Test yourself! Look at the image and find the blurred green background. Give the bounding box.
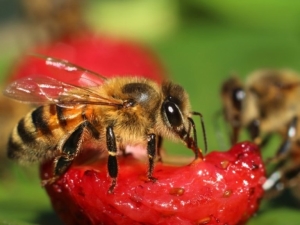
[1,0,300,224]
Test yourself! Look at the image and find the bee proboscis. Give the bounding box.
[4,55,207,192]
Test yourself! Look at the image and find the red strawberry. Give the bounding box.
[8,33,166,83]
[41,142,265,225]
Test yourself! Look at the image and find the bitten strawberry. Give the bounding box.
[41,142,265,225]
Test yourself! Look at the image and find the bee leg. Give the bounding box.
[156,136,163,163]
[247,120,272,148]
[191,112,208,155]
[231,126,241,145]
[266,116,297,164]
[263,163,300,197]
[41,155,74,186]
[263,117,298,196]
[263,159,289,193]
[54,123,86,184]
[42,122,99,186]
[247,119,261,145]
[285,163,300,189]
[106,126,118,193]
[276,116,297,158]
[147,133,157,182]
[267,140,292,165]
[263,169,283,195]
[260,134,272,148]
[187,117,203,159]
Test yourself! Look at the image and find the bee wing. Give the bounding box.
[3,76,123,108]
[32,54,107,87]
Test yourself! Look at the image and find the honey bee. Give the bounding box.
[4,55,207,193]
[220,69,300,196]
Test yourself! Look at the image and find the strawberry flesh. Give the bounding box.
[41,142,265,225]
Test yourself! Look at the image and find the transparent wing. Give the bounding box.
[3,76,123,108]
[31,54,108,87]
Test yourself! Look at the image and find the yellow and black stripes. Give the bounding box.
[7,104,84,162]
[56,105,68,127]
[7,135,23,160]
[32,106,52,135]
[17,118,35,143]
[8,108,45,162]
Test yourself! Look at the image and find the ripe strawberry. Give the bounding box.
[41,142,265,225]
[8,33,166,83]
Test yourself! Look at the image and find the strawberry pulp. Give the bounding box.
[41,142,265,225]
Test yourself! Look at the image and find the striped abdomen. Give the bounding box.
[7,104,88,163]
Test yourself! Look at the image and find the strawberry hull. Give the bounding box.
[41,142,265,225]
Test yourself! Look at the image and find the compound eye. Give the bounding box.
[163,101,183,128]
[232,87,245,110]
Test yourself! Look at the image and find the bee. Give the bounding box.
[4,55,207,193]
[220,69,300,196]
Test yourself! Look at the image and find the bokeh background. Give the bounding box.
[1,0,300,224]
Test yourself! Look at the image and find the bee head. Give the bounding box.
[160,81,191,142]
[221,77,245,127]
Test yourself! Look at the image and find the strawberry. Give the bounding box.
[8,33,166,83]
[41,142,265,225]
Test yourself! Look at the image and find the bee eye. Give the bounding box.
[232,88,245,110]
[163,101,183,127]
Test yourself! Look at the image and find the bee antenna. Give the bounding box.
[191,112,208,154]
[212,109,228,150]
